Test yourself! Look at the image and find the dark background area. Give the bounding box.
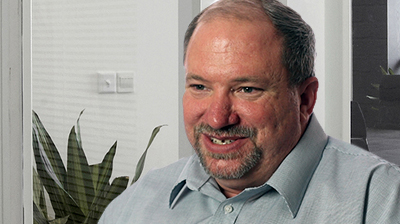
[352,0,387,128]
[352,0,400,166]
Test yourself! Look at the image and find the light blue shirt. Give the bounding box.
[99,116,400,223]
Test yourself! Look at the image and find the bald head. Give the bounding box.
[184,0,315,86]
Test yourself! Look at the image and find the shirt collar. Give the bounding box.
[267,115,328,217]
[169,154,213,208]
[169,115,328,216]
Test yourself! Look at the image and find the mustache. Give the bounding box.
[194,123,258,139]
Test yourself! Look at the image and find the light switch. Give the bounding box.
[117,72,134,93]
[98,72,117,93]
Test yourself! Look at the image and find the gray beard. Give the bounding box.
[193,124,262,179]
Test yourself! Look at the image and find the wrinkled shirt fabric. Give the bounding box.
[99,116,400,223]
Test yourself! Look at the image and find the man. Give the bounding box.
[100,0,400,223]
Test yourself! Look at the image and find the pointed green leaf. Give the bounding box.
[90,163,100,189]
[389,68,395,75]
[131,125,165,184]
[32,110,67,186]
[32,119,85,221]
[32,126,70,218]
[380,66,388,75]
[86,176,129,223]
[90,141,117,208]
[66,126,94,216]
[33,168,47,219]
[75,109,85,149]
[33,201,49,224]
[49,216,69,224]
[105,176,129,202]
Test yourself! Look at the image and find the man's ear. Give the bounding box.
[298,77,318,124]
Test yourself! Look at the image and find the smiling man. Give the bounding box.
[182,14,317,198]
[99,0,400,223]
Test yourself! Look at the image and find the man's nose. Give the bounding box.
[205,93,239,129]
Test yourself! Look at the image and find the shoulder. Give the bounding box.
[118,156,190,200]
[308,137,400,221]
[323,137,400,206]
[99,156,191,223]
[324,137,400,174]
[321,137,400,179]
[134,156,190,186]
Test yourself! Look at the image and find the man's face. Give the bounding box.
[183,18,304,182]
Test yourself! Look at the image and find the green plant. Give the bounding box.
[32,110,164,224]
[366,66,395,101]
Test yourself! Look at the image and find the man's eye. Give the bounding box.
[240,87,256,93]
[192,84,205,90]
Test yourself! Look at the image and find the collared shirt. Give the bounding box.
[99,116,400,223]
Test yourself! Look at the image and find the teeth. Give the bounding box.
[211,138,235,145]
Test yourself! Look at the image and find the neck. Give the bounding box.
[215,165,274,198]
[215,148,292,198]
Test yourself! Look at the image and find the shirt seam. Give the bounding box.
[325,144,400,173]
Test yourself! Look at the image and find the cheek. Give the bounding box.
[183,93,205,141]
[236,101,277,127]
[238,99,299,137]
[183,94,200,124]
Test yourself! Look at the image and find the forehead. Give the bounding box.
[194,17,280,45]
[185,18,285,76]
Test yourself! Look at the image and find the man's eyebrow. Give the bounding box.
[186,73,207,82]
[186,73,268,84]
[232,77,258,83]
[232,76,267,84]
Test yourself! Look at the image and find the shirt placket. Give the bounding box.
[208,199,245,224]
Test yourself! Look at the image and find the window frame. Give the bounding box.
[0,0,32,223]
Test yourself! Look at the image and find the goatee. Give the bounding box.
[193,124,262,179]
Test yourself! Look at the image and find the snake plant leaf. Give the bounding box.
[90,141,117,207]
[32,110,162,223]
[85,175,110,224]
[75,109,85,149]
[32,111,67,186]
[380,66,388,76]
[66,126,95,217]
[380,66,395,75]
[33,122,85,221]
[389,68,395,75]
[33,201,48,224]
[106,176,129,199]
[131,125,165,184]
[33,167,47,219]
[89,163,101,192]
[49,216,69,224]
[32,126,70,218]
[102,176,129,210]
[85,176,129,223]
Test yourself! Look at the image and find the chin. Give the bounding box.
[199,149,262,180]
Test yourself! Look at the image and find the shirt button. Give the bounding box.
[224,204,234,214]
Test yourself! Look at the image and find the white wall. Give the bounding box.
[134,0,180,174]
[287,0,351,141]
[32,0,181,180]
